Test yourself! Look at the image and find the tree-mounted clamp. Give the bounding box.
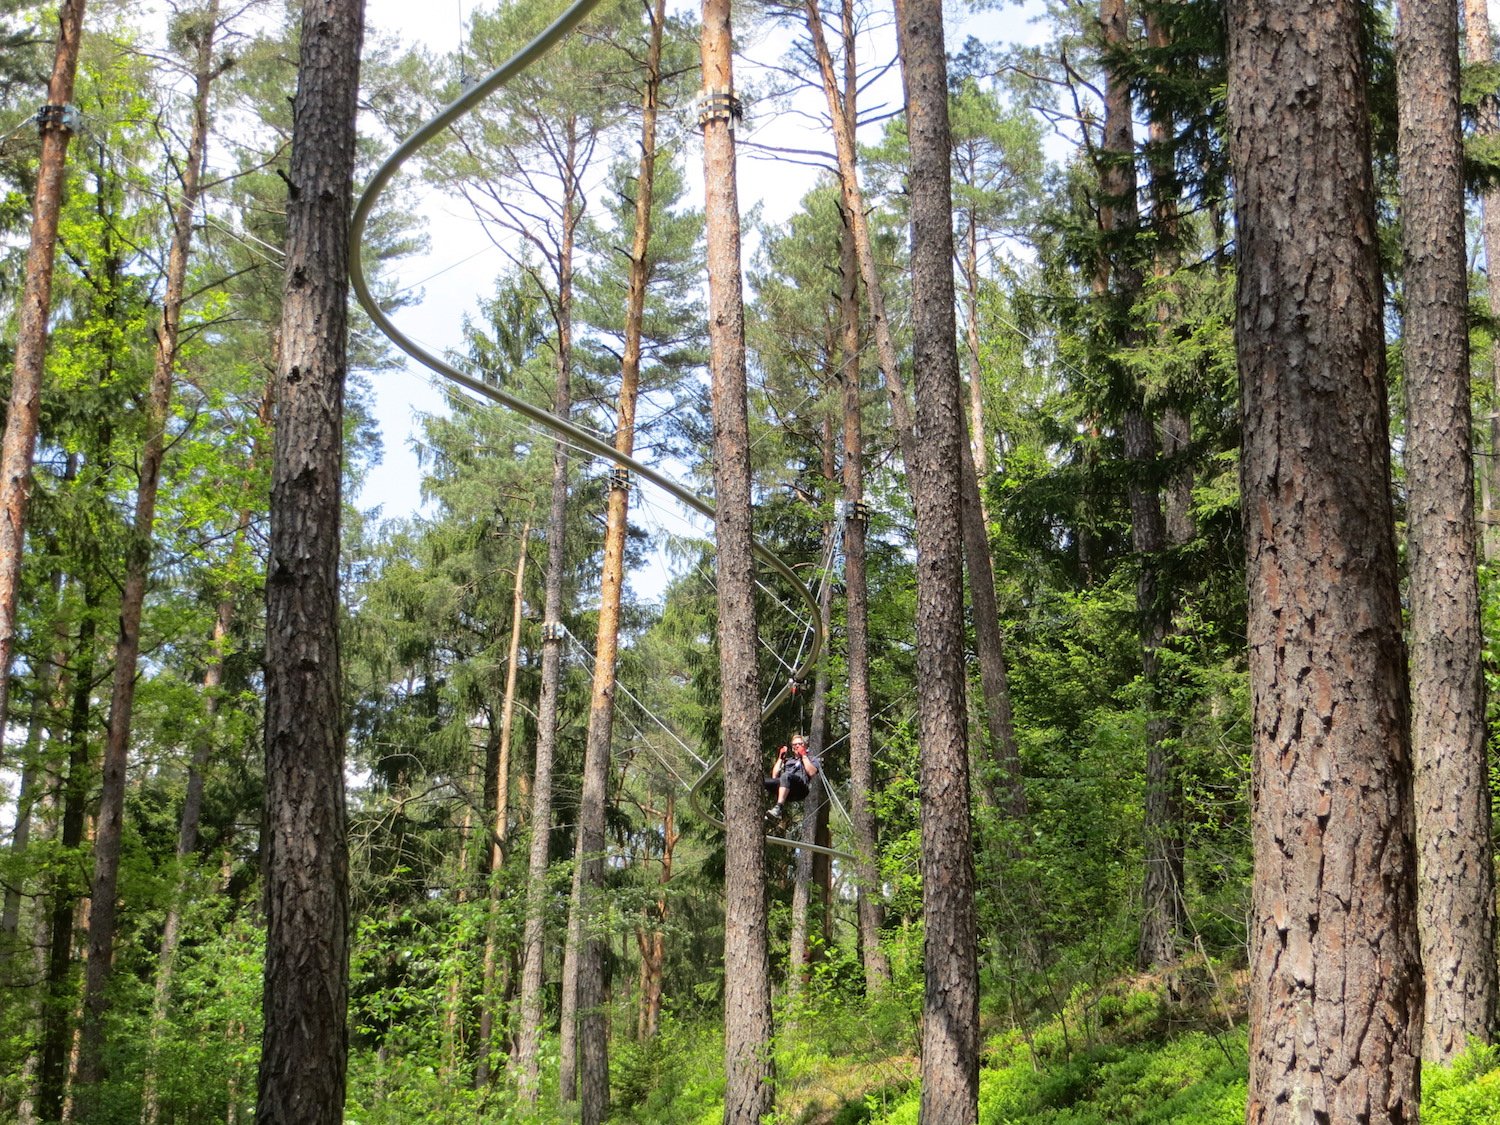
[542,621,566,643]
[836,498,869,525]
[608,466,631,492]
[696,87,742,131]
[36,103,81,135]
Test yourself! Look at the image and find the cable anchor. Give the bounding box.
[696,86,741,130]
[608,466,631,492]
[836,498,869,525]
[35,103,80,134]
[542,621,566,643]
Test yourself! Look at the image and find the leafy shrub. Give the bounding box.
[1423,1042,1500,1125]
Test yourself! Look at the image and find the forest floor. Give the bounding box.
[614,965,1500,1125]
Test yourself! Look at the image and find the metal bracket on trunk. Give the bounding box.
[696,87,741,129]
[36,103,81,134]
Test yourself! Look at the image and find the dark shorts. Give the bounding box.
[765,771,810,802]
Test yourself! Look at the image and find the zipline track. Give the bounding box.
[348,0,850,864]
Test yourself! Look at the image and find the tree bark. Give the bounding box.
[1466,0,1500,562]
[789,464,836,989]
[701,1,774,1118]
[142,593,235,1125]
[73,8,222,1099]
[838,200,890,994]
[804,0,1025,820]
[901,0,979,1118]
[550,131,588,1112]
[476,518,528,1088]
[0,0,87,762]
[1228,0,1424,1119]
[36,589,97,1123]
[257,2,364,1120]
[515,150,581,1113]
[634,793,675,1041]
[568,10,665,1114]
[1398,0,1498,1063]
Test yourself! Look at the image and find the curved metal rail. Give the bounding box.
[348,0,848,862]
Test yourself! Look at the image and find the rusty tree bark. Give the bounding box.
[0,0,87,763]
[1229,0,1424,1119]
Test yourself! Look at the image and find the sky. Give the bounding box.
[353,0,1049,594]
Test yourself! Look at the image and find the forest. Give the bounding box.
[0,0,1497,1122]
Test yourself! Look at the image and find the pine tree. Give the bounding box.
[1397,0,1497,1062]
[257,0,365,1118]
[1229,0,1423,1118]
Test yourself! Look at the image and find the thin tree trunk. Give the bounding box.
[0,0,87,760]
[900,0,979,1117]
[1228,0,1424,1118]
[1091,0,1183,971]
[550,132,587,1110]
[804,0,1025,819]
[790,462,835,989]
[1398,0,1498,1062]
[838,201,889,993]
[701,1,773,1118]
[515,141,581,1111]
[257,1,364,1119]
[476,518,528,1088]
[142,592,234,1125]
[570,13,665,1116]
[442,754,477,1078]
[634,793,675,1041]
[36,592,97,1122]
[73,18,222,1097]
[1467,0,1500,562]
[1,560,68,941]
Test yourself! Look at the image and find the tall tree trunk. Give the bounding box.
[1228,0,1424,1119]
[1092,0,1183,971]
[476,518,528,1088]
[839,201,890,993]
[1143,9,1194,967]
[701,1,773,1118]
[789,463,835,988]
[1467,0,1500,561]
[804,0,1025,819]
[515,150,580,1114]
[1,558,68,942]
[550,135,587,1111]
[257,2,364,1119]
[73,12,222,1097]
[36,591,97,1123]
[142,592,235,1125]
[901,1,978,1118]
[1398,0,1498,1062]
[0,0,86,760]
[634,793,675,1041]
[569,12,665,1115]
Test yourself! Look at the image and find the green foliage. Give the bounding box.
[1423,1043,1500,1125]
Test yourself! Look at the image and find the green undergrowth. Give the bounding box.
[605,976,1500,1125]
[860,990,1500,1125]
[347,971,1500,1123]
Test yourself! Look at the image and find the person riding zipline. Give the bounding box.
[765,733,819,821]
